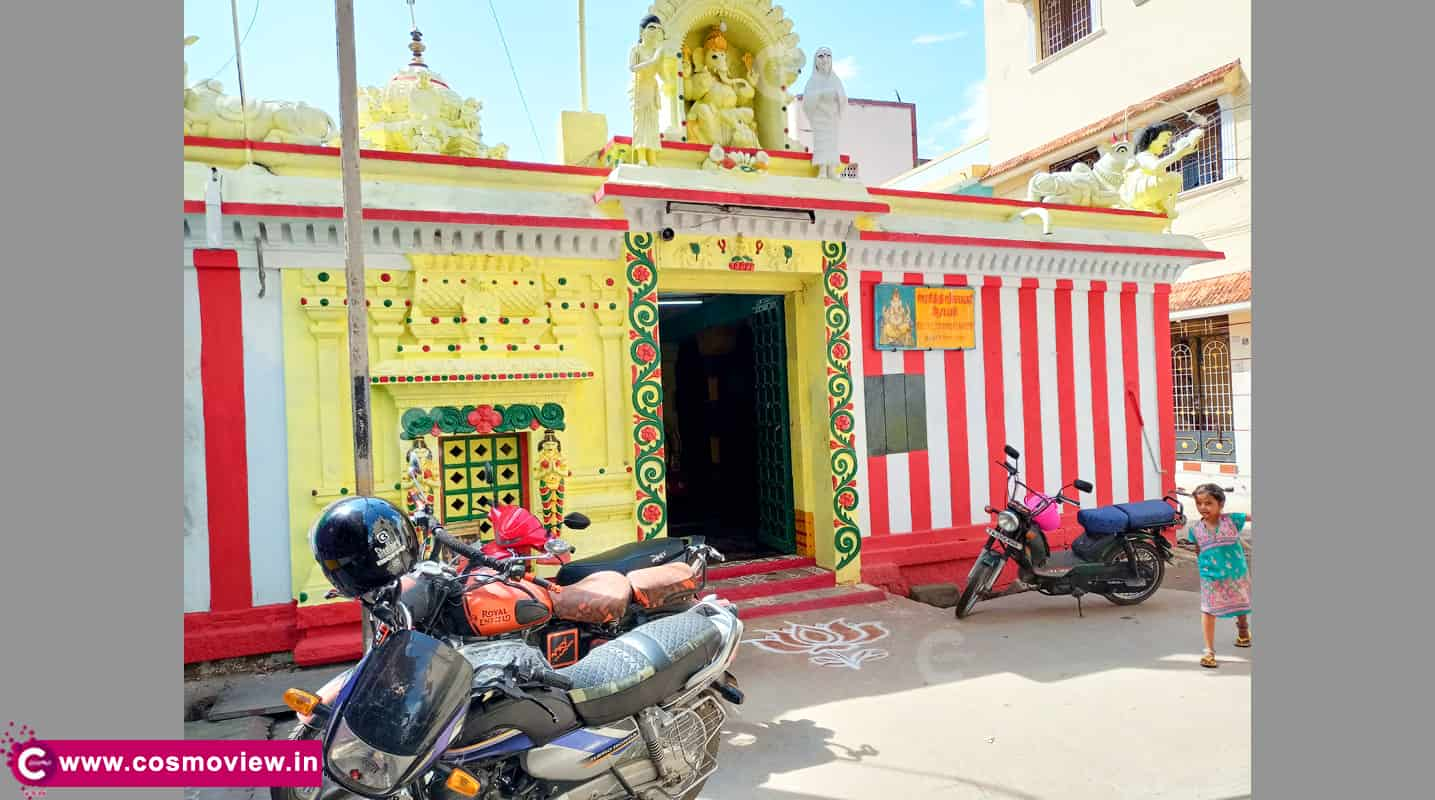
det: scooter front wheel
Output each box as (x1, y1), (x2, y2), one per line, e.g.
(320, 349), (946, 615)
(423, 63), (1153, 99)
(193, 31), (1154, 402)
(1102, 540), (1165, 606)
(956, 558), (999, 619)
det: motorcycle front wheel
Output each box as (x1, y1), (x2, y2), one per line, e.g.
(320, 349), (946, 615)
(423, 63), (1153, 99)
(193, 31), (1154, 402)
(1102, 540), (1165, 605)
(956, 557), (1000, 619)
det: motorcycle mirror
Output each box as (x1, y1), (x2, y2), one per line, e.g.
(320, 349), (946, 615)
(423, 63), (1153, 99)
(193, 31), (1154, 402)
(545, 539), (573, 557)
(562, 512), (591, 531)
(1073, 479), (1094, 493)
(1004, 444), (1020, 460)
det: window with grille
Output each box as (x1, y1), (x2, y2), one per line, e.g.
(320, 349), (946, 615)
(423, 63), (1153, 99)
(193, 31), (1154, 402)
(1038, 0), (1094, 60)
(1158, 100), (1224, 191)
(841, 163), (860, 180)
(1049, 147), (1100, 174)
(438, 433), (529, 539)
(1170, 316), (1236, 462)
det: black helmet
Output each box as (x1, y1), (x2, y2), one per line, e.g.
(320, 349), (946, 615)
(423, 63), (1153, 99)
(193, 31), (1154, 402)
(309, 497), (421, 598)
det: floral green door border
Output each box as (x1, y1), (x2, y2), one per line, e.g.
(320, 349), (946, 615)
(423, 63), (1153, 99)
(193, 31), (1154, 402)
(625, 232), (667, 540)
(822, 241), (861, 572)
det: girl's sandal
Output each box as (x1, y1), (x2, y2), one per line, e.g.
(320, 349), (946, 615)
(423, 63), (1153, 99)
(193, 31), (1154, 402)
(1234, 634), (1252, 648)
(1200, 651), (1219, 668)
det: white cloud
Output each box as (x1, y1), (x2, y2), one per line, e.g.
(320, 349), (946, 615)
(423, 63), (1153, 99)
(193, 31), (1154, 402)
(921, 80), (988, 154)
(953, 80), (988, 142)
(913, 31), (969, 45)
(833, 56), (859, 81)
(958, 0), (976, 8)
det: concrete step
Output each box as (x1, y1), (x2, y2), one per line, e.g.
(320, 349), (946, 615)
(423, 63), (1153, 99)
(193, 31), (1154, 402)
(706, 555), (816, 582)
(708, 565), (834, 602)
(734, 583), (888, 620)
(205, 664), (351, 721)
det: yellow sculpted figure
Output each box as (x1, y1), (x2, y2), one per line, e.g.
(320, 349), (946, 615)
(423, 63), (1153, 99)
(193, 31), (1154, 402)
(684, 24), (760, 149)
(1119, 121), (1205, 218)
(878, 290), (915, 348)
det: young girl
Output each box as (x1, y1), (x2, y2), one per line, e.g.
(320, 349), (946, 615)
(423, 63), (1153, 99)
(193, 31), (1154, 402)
(1185, 484), (1251, 668)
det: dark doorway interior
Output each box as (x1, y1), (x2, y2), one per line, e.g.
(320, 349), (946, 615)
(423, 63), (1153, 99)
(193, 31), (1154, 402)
(660, 293), (794, 561)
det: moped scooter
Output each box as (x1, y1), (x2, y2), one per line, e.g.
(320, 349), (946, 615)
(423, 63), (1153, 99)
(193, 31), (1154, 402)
(955, 444), (1186, 618)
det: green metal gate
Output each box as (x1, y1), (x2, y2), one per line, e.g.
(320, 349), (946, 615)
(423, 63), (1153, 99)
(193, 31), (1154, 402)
(751, 297), (797, 553)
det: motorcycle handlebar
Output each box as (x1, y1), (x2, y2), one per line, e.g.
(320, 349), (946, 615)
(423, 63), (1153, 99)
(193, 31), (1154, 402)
(433, 529), (499, 570)
(533, 667), (574, 691)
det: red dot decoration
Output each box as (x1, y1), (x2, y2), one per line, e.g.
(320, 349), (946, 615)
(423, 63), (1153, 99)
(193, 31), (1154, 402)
(300, 298), (308, 305)
(422, 345), (430, 352)
(431, 317), (440, 324)
(380, 273), (391, 282)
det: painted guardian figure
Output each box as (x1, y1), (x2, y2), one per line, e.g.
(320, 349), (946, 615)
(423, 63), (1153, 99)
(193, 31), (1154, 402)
(801, 47), (847, 179)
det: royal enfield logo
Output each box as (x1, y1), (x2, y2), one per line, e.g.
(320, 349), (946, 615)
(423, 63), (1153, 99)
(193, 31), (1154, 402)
(372, 520), (407, 567)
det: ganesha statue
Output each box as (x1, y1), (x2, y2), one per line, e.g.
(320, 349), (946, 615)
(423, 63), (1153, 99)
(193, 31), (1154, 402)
(683, 24), (761, 149)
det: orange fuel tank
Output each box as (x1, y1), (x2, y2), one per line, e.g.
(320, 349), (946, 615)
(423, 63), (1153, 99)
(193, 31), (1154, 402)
(461, 570), (555, 636)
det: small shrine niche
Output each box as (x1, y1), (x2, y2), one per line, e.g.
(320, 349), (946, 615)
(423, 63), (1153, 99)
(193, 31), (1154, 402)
(646, 0), (807, 152)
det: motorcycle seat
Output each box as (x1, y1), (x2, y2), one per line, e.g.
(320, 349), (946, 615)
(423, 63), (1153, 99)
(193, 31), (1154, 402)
(552, 571), (632, 625)
(558, 609), (723, 726)
(1077, 500), (1177, 535)
(554, 538), (689, 586)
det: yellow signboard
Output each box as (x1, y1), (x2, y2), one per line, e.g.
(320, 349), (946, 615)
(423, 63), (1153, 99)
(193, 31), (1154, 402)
(914, 286), (976, 350)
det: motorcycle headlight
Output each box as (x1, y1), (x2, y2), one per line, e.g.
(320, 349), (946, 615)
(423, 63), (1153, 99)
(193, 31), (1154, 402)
(326, 718), (416, 797)
(996, 510), (1021, 533)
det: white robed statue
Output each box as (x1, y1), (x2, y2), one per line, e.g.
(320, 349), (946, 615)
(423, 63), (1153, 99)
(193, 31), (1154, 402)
(801, 47), (847, 179)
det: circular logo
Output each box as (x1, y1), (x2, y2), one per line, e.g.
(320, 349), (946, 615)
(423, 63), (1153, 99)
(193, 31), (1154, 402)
(12, 742), (56, 785)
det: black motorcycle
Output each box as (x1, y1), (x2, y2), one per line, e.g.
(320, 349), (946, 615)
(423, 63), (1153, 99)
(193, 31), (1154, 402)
(955, 444), (1186, 618)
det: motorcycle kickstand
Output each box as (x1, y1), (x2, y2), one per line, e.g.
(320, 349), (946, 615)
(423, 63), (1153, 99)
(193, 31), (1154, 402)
(1073, 589), (1085, 618)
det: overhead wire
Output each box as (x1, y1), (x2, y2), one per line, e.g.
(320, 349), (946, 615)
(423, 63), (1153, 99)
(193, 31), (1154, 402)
(204, 0), (261, 82)
(486, 0), (545, 157)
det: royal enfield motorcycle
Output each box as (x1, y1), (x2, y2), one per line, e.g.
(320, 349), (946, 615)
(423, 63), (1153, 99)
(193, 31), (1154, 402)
(398, 497), (726, 668)
(955, 444), (1186, 618)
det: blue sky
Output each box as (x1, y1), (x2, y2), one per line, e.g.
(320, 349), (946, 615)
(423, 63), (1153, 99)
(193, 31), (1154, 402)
(183, 0), (988, 163)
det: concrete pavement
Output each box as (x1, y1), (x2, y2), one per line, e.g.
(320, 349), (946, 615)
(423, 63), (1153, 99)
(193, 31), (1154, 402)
(700, 574), (1250, 800)
(181, 560), (1248, 800)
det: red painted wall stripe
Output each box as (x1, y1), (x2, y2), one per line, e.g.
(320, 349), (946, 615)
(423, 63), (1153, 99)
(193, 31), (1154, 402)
(860, 274), (882, 377)
(859, 272), (889, 537)
(1054, 280), (1079, 513)
(1153, 284), (1177, 494)
(903, 272), (931, 533)
(1120, 283), (1147, 501)
(1018, 279), (1045, 499)
(193, 249), (253, 612)
(866, 455), (891, 538)
(944, 274), (972, 524)
(981, 277), (1008, 508)
(1086, 282), (1114, 507)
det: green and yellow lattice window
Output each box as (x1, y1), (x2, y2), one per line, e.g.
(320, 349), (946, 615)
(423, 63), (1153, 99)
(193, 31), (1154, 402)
(438, 434), (527, 539)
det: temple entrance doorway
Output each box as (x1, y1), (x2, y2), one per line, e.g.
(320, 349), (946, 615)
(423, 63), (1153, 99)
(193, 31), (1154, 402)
(659, 292), (796, 561)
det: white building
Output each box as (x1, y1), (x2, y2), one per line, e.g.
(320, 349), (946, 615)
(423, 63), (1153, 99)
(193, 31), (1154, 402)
(787, 97), (918, 185)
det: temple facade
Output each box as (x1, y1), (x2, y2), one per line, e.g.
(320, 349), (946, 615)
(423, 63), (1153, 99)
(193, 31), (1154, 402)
(182, 0), (1223, 665)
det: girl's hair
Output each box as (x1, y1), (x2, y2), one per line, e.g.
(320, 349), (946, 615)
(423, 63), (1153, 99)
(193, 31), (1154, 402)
(640, 14), (662, 31)
(1136, 121), (1179, 154)
(1192, 483), (1226, 506)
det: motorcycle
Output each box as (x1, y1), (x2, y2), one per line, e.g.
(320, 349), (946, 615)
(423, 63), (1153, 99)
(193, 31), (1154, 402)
(954, 444), (1186, 619)
(397, 494), (726, 667)
(277, 572), (746, 800)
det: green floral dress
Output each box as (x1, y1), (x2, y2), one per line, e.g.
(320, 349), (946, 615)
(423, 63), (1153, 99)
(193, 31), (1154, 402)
(1184, 513), (1251, 618)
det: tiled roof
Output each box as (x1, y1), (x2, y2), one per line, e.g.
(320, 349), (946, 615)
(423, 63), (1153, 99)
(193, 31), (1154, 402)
(984, 61), (1243, 180)
(1171, 270), (1250, 312)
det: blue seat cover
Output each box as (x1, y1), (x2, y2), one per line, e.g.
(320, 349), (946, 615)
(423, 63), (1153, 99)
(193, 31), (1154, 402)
(1077, 505), (1129, 535)
(1114, 500), (1175, 528)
